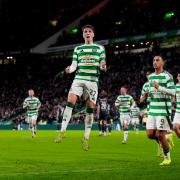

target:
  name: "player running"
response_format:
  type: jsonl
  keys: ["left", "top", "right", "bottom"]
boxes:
{"left": 130, "top": 103, "right": 140, "bottom": 133}
{"left": 23, "top": 89, "right": 41, "bottom": 138}
{"left": 115, "top": 86, "right": 135, "bottom": 144}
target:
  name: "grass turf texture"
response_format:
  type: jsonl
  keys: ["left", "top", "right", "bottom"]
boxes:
{"left": 0, "top": 130, "right": 180, "bottom": 180}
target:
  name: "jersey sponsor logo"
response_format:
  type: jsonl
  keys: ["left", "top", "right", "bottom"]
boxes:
{"left": 81, "top": 58, "right": 95, "bottom": 63}
{"left": 84, "top": 54, "right": 92, "bottom": 59}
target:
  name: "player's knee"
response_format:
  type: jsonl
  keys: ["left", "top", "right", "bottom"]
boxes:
{"left": 173, "top": 125, "right": 178, "bottom": 131}
{"left": 156, "top": 132, "right": 164, "bottom": 141}
{"left": 173, "top": 126, "right": 180, "bottom": 138}
{"left": 87, "top": 100, "right": 95, "bottom": 109}
{"left": 147, "top": 134, "right": 155, "bottom": 139}
{"left": 67, "top": 93, "right": 77, "bottom": 104}
{"left": 147, "top": 132, "right": 155, "bottom": 139}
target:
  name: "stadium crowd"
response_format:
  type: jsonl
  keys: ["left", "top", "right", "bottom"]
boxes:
{"left": 0, "top": 46, "right": 179, "bottom": 125}
{"left": 0, "top": 0, "right": 102, "bottom": 51}
{"left": 54, "top": 0, "right": 179, "bottom": 46}
{"left": 0, "top": 0, "right": 179, "bottom": 51}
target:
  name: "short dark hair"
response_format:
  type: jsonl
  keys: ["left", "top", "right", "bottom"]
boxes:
{"left": 153, "top": 55, "right": 165, "bottom": 61}
{"left": 120, "top": 85, "right": 128, "bottom": 90}
{"left": 82, "top": 24, "right": 95, "bottom": 33}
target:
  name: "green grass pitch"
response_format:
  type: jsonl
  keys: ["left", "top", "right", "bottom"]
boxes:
{"left": 0, "top": 130, "right": 180, "bottom": 180}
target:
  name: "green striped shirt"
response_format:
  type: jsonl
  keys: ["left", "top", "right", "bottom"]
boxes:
{"left": 175, "top": 83, "right": 180, "bottom": 114}
{"left": 131, "top": 107, "right": 140, "bottom": 118}
{"left": 141, "top": 81, "right": 151, "bottom": 102}
{"left": 115, "top": 95, "right": 134, "bottom": 115}
{"left": 141, "top": 81, "right": 150, "bottom": 111}
{"left": 73, "top": 43, "right": 106, "bottom": 82}
{"left": 23, "top": 97, "right": 41, "bottom": 117}
{"left": 148, "top": 71, "right": 175, "bottom": 116}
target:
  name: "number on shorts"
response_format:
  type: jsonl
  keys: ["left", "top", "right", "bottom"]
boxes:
{"left": 159, "top": 119, "right": 164, "bottom": 129}
{"left": 89, "top": 89, "right": 96, "bottom": 101}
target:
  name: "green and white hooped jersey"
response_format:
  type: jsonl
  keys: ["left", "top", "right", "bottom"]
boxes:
{"left": 147, "top": 71, "right": 175, "bottom": 117}
{"left": 115, "top": 95, "right": 134, "bottom": 115}
{"left": 131, "top": 107, "right": 140, "bottom": 118}
{"left": 141, "top": 81, "right": 151, "bottom": 103}
{"left": 175, "top": 83, "right": 180, "bottom": 114}
{"left": 23, "top": 97, "right": 41, "bottom": 117}
{"left": 72, "top": 43, "right": 106, "bottom": 83}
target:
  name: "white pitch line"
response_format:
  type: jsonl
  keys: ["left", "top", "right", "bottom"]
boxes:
{"left": 0, "top": 168, "right": 121, "bottom": 176}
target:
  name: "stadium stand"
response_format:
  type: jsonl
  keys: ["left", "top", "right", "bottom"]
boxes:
{"left": 52, "top": 0, "right": 180, "bottom": 46}
{"left": 0, "top": 0, "right": 102, "bottom": 52}
{"left": 0, "top": 46, "right": 179, "bottom": 124}
{"left": 0, "top": 0, "right": 179, "bottom": 125}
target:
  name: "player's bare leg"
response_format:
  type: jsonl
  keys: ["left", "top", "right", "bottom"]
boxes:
{"left": 30, "top": 120, "right": 36, "bottom": 138}
{"left": 165, "top": 130, "right": 174, "bottom": 149}
{"left": 173, "top": 123, "right": 180, "bottom": 138}
{"left": 122, "top": 123, "right": 129, "bottom": 144}
{"left": 147, "top": 129, "right": 163, "bottom": 157}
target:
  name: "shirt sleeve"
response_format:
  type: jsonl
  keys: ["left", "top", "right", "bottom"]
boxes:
{"left": 69, "top": 47, "right": 78, "bottom": 73}
{"left": 100, "top": 46, "right": 106, "bottom": 62}
{"left": 140, "top": 82, "right": 149, "bottom": 98}
{"left": 115, "top": 97, "right": 120, "bottom": 107}
{"left": 69, "top": 61, "right": 78, "bottom": 73}
{"left": 158, "top": 73, "right": 175, "bottom": 96}
{"left": 23, "top": 99, "right": 28, "bottom": 108}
